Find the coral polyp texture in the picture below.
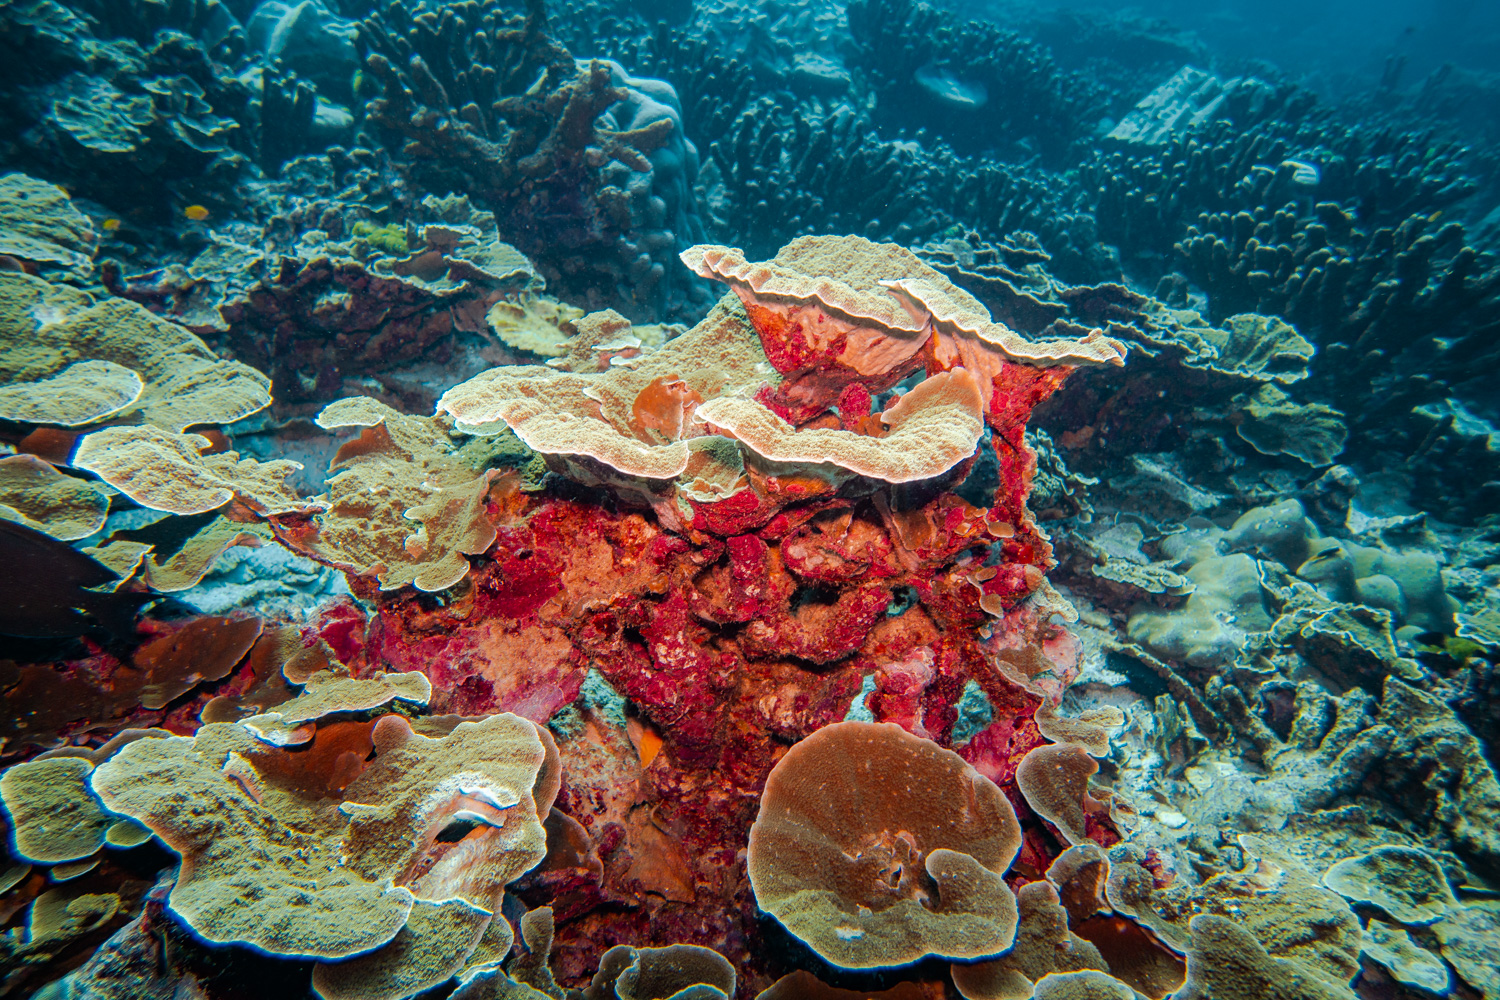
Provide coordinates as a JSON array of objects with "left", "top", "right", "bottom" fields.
[{"left": 4, "top": 0, "right": 1500, "bottom": 996}]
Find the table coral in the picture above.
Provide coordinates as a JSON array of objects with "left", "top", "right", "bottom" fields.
[
  {"left": 948, "top": 880, "right": 1107, "bottom": 999},
  {"left": 85, "top": 515, "right": 277, "bottom": 594},
  {"left": 0, "top": 758, "right": 114, "bottom": 866},
  {"left": 1321, "top": 845, "right": 1457, "bottom": 924},
  {"left": 0, "top": 173, "right": 97, "bottom": 277},
  {"left": 1360, "top": 920, "right": 1449, "bottom": 994},
  {"left": 1173, "top": 914, "right": 1355, "bottom": 1000},
  {"left": 437, "top": 295, "right": 771, "bottom": 506},
  {"left": 1430, "top": 902, "right": 1500, "bottom": 1000},
  {"left": 74, "top": 425, "right": 308, "bottom": 516},
  {"left": 83, "top": 695, "right": 555, "bottom": 998},
  {"left": 288, "top": 396, "right": 511, "bottom": 592},
  {"left": 1375, "top": 677, "right": 1500, "bottom": 879},
  {"left": 580, "top": 942, "right": 737, "bottom": 999},
  {"left": 746, "top": 721, "right": 1022, "bottom": 969},
  {"left": 0, "top": 454, "right": 110, "bottom": 541},
  {"left": 1015, "top": 743, "right": 1110, "bottom": 848},
  {"left": 0, "top": 360, "right": 143, "bottom": 429},
  {"left": 0, "top": 272, "right": 271, "bottom": 432},
  {"left": 1105, "top": 834, "right": 1361, "bottom": 992},
  {"left": 3, "top": 229, "right": 1124, "bottom": 993},
  {"left": 4, "top": 0, "right": 1499, "bottom": 990}
]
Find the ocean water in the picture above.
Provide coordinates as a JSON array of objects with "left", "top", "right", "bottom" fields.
[{"left": 0, "top": 0, "right": 1497, "bottom": 998}]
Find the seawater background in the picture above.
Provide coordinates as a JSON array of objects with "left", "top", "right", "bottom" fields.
[{"left": 970, "top": 0, "right": 1500, "bottom": 96}]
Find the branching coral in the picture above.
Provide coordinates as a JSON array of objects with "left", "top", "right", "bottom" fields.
[
  {"left": 355, "top": 0, "right": 703, "bottom": 317},
  {"left": 847, "top": 0, "right": 1106, "bottom": 163},
  {"left": 1080, "top": 92, "right": 1500, "bottom": 518}
]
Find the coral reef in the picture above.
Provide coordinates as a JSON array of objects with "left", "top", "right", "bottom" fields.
[{"left": 3, "top": 0, "right": 1500, "bottom": 997}]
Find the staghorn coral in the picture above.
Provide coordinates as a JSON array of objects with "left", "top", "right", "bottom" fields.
[
  {"left": 746, "top": 721, "right": 1022, "bottom": 969},
  {"left": 627, "top": 24, "right": 755, "bottom": 149},
  {"left": 6, "top": 4, "right": 1497, "bottom": 990},
  {"left": 706, "top": 102, "right": 939, "bottom": 260},
  {"left": 917, "top": 229, "right": 1352, "bottom": 486},
  {"left": 705, "top": 100, "right": 1113, "bottom": 281}
]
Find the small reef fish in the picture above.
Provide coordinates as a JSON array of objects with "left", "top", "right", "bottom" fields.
[
  {"left": 1281, "top": 158, "right": 1321, "bottom": 186},
  {"left": 0, "top": 521, "right": 151, "bottom": 638},
  {"left": 101, "top": 218, "right": 121, "bottom": 232},
  {"left": 184, "top": 204, "right": 211, "bottom": 221}
]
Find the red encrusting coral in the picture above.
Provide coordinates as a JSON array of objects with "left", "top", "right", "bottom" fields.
[{"left": 319, "top": 239, "right": 1134, "bottom": 989}]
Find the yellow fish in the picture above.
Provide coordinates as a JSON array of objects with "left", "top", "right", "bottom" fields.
[
  {"left": 101, "top": 218, "right": 121, "bottom": 232},
  {"left": 183, "top": 204, "right": 210, "bottom": 221}
]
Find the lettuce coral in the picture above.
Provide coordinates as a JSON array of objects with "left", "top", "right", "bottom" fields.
[
  {"left": 0, "top": 272, "right": 272, "bottom": 432},
  {"left": 287, "top": 396, "right": 510, "bottom": 592},
  {"left": 80, "top": 688, "right": 556, "bottom": 998}
]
